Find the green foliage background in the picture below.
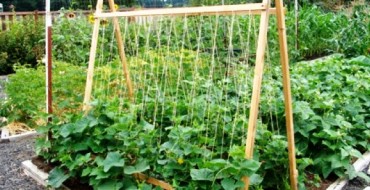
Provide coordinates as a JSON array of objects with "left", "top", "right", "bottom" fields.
[{"left": 0, "top": 1, "right": 369, "bottom": 189}]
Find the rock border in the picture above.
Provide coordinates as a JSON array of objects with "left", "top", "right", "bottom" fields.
[{"left": 327, "top": 152, "right": 370, "bottom": 190}]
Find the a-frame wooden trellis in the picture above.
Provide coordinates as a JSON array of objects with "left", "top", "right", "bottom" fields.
[{"left": 83, "top": 0, "right": 298, "bottom": 189}]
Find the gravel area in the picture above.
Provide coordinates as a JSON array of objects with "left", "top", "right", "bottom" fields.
[
  {"left": 0, "top": 138, "right": 45, "bottom": 190},
  {"left": 0, "top": 76, "right": 44, "bottom": 189}
]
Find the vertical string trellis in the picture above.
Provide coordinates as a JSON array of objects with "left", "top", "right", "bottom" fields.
[{"left": 83, "top": 1, "right": 298, "bottom": 190}]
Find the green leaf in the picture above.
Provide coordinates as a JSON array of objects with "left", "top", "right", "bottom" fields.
[
  {"left": 81, "top": 167, "right": 92, "bottom": 177},
  {"left": 237, "top": 159, "right": 260, "bottom": 177},
  {"left": 89, "top": 167, "right": 110, "bottom": 179},
  {"left": 74, "top": 118, "right": 90, "bottom": 133},
  {"left": 60, "top": 123, "right": 75, "bottom": 138},
  {"left": 97, "top": 180, "right": 123, "bottom": 190},
  {"left": 190, "top": 168, "right": 214, "bottom": 181},
  {"left": 249, "top": 174, "right": 263, "bottom": 185},
  {"left": 102, "top": 151, "right": 125, "bottom": 172},
  {"left": 322, "top": 164, "right": 333, "bottom": 178},
  {"left": 140, "top": 120, "right": 154, "bottom": 131},
  {"left": 221, "top": 178, "right": 244, "bottom": 190},
  {"left": 357, "top": 172, "right": 370, "bottom": 183},
  {"left": 124, "top": 159, "right": 150, "bottom": 175},
  {"left": 48, "top": 167, "right": 70, "bottom": 188}
]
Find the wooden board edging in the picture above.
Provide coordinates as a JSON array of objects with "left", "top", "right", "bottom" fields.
[
  {"left": 0, "top": 129, "right": 38, "bottom": 143},
  {"left": 327, "top": 152, "right": 370, "bottom": 190},
  {"left": 22, "top": 159, "right": 173, "bottom": 190}
]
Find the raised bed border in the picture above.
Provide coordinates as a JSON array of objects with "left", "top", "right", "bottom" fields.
[
  {"left": 22, "top": 159, "right": 173, "bottom": 190},
  {"left": 22, "top": 160, "right": 70, "bottom": 190},
  {"left": 327, "top": 152, "right": 370, "bottom": 190},
  {"left": 0, "top": 127, "right": 38, "bottom": 143}
]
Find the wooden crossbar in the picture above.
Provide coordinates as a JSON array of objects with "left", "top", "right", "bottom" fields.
[
  {"left": 94, "top": 3, "right": 274, "bottom": 18},
  {"left": 133, "top": 173, "right": 173, "bottom": 190}
]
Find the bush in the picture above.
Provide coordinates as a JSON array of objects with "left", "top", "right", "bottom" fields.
[
  {"left": 52, "top": 10, "right": 95, "bottom": 65},
  {"left": 0, "top": 62, "right": 86, "bottom": 127},
  {"left": 0, "top": 18, "right": 44, "bottom": 75}
]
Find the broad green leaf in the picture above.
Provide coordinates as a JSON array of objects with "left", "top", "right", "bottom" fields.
[
  {"left": 89, "top": 167, "right": 110, "bottom": 179},
  {"left": 102, "top": 151, "right": 125, "bottom": 172},
  {"left": 346, "top": 165, "right": 357, "bottom": 180},
  {"left": 74, "top": 118, "right": 90, "bottom": 133},
  {"left": 60, "top": 123, "right": 75, "bottom": 138},
  {"left": 124, "top": 160, "right": 150, "bottom": 174},
  {"left": 357, "top": 172, "right": 370, "bottom": 183},
  {"left": 249, "top": 174, "right": 263, "bottom": 185},
  {"left": 97, "top": 180, "right": 123, "bottom": 190},
  {"left": 48, "top": 167, "right": 70, "bottom": 188},
  {"left": 322, "top": 164, "right": 333, "bottom": 178},
  {"left": 81, "top": 167, "right": 92, "bottom": 177},
  {"left": 140, "top": 120, "right": 154, "bottom": 131},
  {"left": 89, "top": 118, "right": 99, "bottom": 127},
  {"left": 238, "top": 159, "right": 260, "bottom": 176},
  {"left": 190, "top": 168, "right": 214, "bottom": 181},
  {"left": 221, "top": 178, "right": 244, "bottom": 190}
]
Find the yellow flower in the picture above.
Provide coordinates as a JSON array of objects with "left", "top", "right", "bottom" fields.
[
  {"left": 177, "top": 158, "right": 184, "bottom": 165},
  {"left": 114, "top": 4, "right": 119, "bottom": 11},
  {"left": 88, "top": 14, "right": 95, "bottom": 24}
]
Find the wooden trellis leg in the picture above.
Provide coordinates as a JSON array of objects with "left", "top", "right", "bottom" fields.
[
  {"left": 83, "top": 0, "right": 103, "bottom": 111},
  {"left": 275, "top": 0, "right": 298, "bottom": 189},
  {"left": 243, "top": 0, "right": 270, "bottom": 189},
  {"left": 107, "top": 0, "right": 134, "bottom": 101}
]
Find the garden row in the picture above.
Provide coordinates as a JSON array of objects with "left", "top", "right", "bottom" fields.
[
  {"left": 0, "top": 4, "right": 369, "bottom": 75},
  {"left": 1, "top": 53, "right": 369, "bottom": 189},
  {"left": 0, "top": 4, "right": 369, "bottom": 190}
]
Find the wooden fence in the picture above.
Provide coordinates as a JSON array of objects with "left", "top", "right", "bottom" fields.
[
  {"left": 0, "top": 10, "right": 93, "bottom": 31},
  {"left": 0, "top": 8, "right": 151, "bottom": 31}
]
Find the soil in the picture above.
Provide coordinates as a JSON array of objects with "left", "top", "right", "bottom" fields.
[
  {"left": 0, "top": 138, "right": 44, "bottom": 190},
  {"left": 32, "top": 156, "right": 93, "bottom": 190}
]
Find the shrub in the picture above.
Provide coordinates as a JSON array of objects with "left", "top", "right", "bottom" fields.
[
  {"left": 0, "top": 62, "right": 86, "bottom": 127},
  {"left": 0, "top": 18, "right": 44, "bottom": 75},
  {"left": 52, "top": 10, "right": 94, "bottom": 65}
]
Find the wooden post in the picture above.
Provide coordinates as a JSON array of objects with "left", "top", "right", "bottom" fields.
[
  {"left": 83, "top": 0, "right": 104, "bottom": 111},
  {"left": 107, "top": 0, "right": 134, "bottom": 101},
  {"left": 34, "top": 10, "right": 39, "bottom": 23},
  {"left": 1, "top": 15, "right": 5, "bottom": 31},
  {"left": 243, "top": 0, "right": 270, "bottom": 189},
  {"left": 45, "top": 0, "right": 53, "bottom": 129},
  {"left": 8, "top": 14, "right": 13, "bottom": 23},
  {"left": 275, "top": 0, "right": 298, "bottom": 189}
]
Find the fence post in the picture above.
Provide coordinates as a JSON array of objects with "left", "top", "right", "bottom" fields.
[
  {"left": 1, "top": 15, "right": 6, "bottom": 31},
  {"left": 8, "top": 14, "right": 13, "bottom": 24},
  {"left": 34, "top": 10, "right": 39, "bottom": 22}
]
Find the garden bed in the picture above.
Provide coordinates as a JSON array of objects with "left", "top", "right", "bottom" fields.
[
  {"left": 25, "top": 156, "right": 175, "bottom": 190},
  {"left": 22, "top": 157, "right": 90, "bottom": 190},
  {"left": 22, "top": 153, "right": 370, "bottom": 190}
]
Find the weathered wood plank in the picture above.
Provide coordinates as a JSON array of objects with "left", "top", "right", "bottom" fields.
[{"left": 22, "top": 160, "right": 71, "bottom": 190}]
